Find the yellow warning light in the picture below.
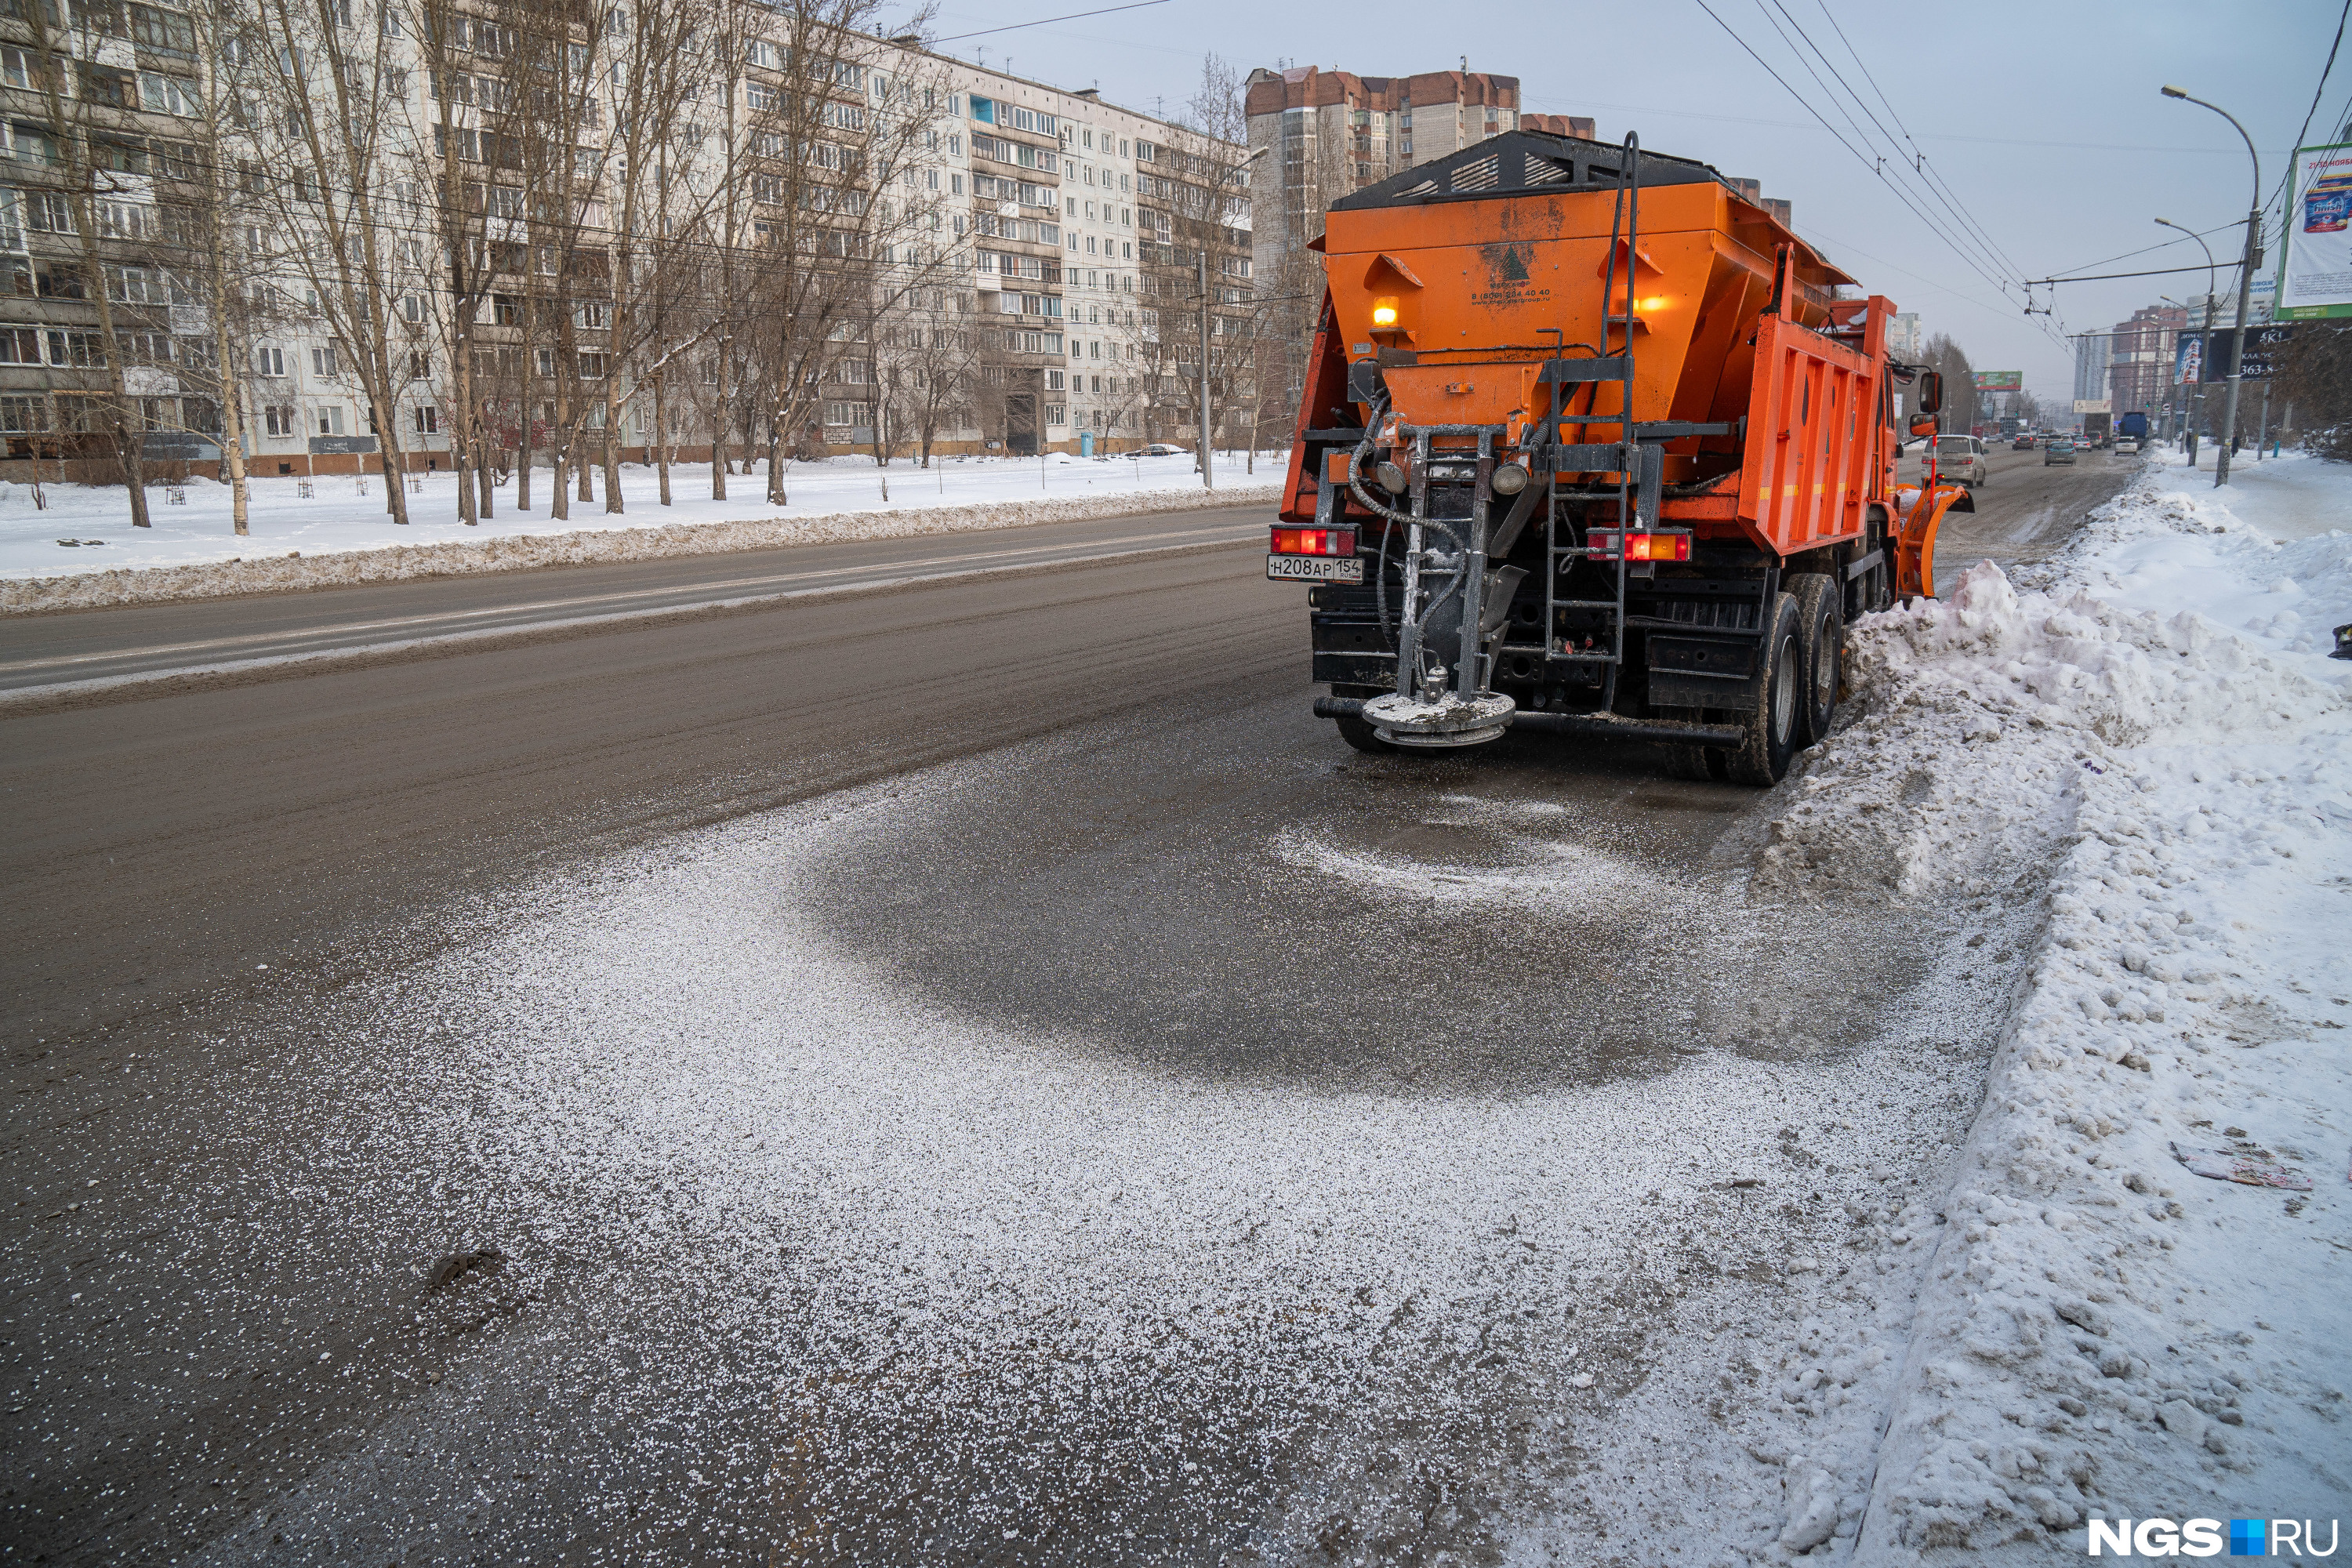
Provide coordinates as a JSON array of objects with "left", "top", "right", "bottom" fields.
[
  {"left": 1638, "top": 296, "right": 1669, "bottom": 313},
  {"left": 1370, "top": 297, "right": 1399, "bottom": 326}
]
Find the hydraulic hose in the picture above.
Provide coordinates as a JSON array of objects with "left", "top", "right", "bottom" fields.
[{"left": 1343, "top": 393, "right": 1464, "bottom": 672}]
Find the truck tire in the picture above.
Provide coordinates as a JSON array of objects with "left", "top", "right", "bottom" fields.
[
  {"left": 1788, "top": 572, "right": 1842, "bottom": 746},
  {"left": 1725, "top": 593, "right": 1802, "bottom": 786},
  {"left": 1334, "top": 713, "right": 1396, "bottom": 754},
  {"left": 1653, "top": 706, "right": 1724, "bottom": 782}
]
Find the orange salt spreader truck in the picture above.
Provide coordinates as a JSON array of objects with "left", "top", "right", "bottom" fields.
[{"left": 1272, "top": 131, "right": 1968, "bottom": 783}]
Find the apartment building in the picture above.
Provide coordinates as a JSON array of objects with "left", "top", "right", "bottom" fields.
[
  {"left": 0, "top": 0, "right": 242, "bottom": 478},
  {"left": 0, "top": 3, "right": 1252, "bottom": 489},
  {"left": 1243, "top": 64, "right": 1520, "bottom": 274},
  {"left": 2106, "top": 302, "right": 2187, "bottom": 422}
]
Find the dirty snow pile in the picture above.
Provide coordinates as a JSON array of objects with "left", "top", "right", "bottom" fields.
[
  {"left": 0, "top": 455, "right": 1283, "bottom": 612},
  {"left": 1771, "top": 452, "right": 2352, "bottom": 1560}
]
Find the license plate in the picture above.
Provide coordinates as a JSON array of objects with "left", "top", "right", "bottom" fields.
[{"left": 1267, "top": 554, "right": 1363, "bottom": 583}]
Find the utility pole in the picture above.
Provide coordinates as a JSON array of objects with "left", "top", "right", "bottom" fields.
[{"left": 2161, "top": 85, "right": 2260, "bottom": 486}]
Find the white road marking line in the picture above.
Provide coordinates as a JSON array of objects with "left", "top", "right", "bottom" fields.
[
  {"left": 0, "top": 523, "right": 1260, "bottom": 677},
  {"left": 0, "top": 534, "right": 1265, "bottom": 705}
]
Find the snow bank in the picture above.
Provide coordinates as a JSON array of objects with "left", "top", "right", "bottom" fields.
[
  {"left": 0, "top": 477, "right": 1282, "bottom": 614},
  {"left": 1762, "top": 459, "right": 2352, "bottom": 1558}
]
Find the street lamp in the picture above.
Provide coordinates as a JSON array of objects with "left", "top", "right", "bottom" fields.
[
  {"left": 2156, "top": 218, "right": 2217, "bottom": 464},
  {"left": 2161, "top": 85, "right": 2261, "bottom": 486},
  {"left": 1199, "top": 143, "right": 1270, "bottom": 491}
]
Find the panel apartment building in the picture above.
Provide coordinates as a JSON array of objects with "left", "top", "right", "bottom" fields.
[
  {"left": 0, "top": 1, "right": 1254, "bottom": 488},
  {"left": 1243, "top": 64, "right": 1523, "bottom": 282}
]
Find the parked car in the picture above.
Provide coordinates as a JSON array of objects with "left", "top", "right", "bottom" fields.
[
  {"left": 2044, "top": 438, "right": 2077, "bottom": 466},
  {"left": 1933, "top": 433, "right": 1987, "bottom": 485},
  {"left": 1140, "top": 442, "right": 1189, "bottom": 457},
  {"left": 2114, "top": 437, "right": 2140, "bottom": 456}
]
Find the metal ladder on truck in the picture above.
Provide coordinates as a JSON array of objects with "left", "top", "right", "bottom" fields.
[{"left": 1538, "top": 132, "right": 1661, "bottom": 717}]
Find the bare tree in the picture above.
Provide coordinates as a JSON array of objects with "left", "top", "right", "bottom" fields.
[
  {"left": 21, "top": 1, "right": 156, "bottom": 525},
  {"left": 1136, "top": 55, "right": 1256, "bottom": 463},
  {"left": 238, "top": 0, "right": 423, "bottom": 522},
  {"left": 727, "top": 0, "right": 953, "bottom": 503}
]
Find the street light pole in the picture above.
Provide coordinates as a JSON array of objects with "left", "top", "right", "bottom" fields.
[
  {"left": 2156, "top": 220, "right": 2216, "bottom": 466},
  {"left": 2161, "top": 86, "right": 2261, "bottom": 486}
]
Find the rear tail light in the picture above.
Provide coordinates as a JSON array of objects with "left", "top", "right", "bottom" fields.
[
  {"left": 1270, "top": 527, "right": 1356, "bottom": 557},
  {"left": 1586, "top": 531, "right": 1692, "bottom": 561}
]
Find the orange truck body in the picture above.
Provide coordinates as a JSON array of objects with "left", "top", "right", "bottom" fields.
[
  {"left": 1275, "top": 132, "right": 1964, "bottom": 779},
  {"left": 1282, "top": 141, "right": 1920, "bottom": 558}
]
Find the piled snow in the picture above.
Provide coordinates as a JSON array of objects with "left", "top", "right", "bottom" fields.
[
  {"left": 0, "top": 454, "right": 1284, "bottom": 612},
  {"left": 1752, "top": 452, "right": 2352, "bottom": 1559}
]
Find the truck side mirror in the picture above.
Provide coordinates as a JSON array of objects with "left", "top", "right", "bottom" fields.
[
  {"left": 1917, "top": 370, "right": 1943, "bottom": 415},
  {"left": 1908, "top": 416, "right": 1938, "bottom": 438}
]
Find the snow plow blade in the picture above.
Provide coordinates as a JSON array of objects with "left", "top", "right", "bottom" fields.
[{"left": 1891, "top": 481, "right": 1972, "bottom": 603}]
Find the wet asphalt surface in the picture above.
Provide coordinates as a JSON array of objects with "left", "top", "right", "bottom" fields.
[{"left": 2, "top": 460, "right": 2132, "bottom": 1563}]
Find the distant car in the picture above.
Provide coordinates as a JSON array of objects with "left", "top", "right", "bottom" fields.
[
  {"left": 1932, "top": 433, "right": 1987, "bottom": 485},
  {"left": 2012, "top": 435, "right": 2034, "bottom": 451},
  {"left": 2044, "top": 438, "right": 2076, "bottom": 465},
  {"left": 1140, "top": 442, "right": 1188, "bottom": 457},
  {"left": 2114, "top": 437, "right": 2140, "bottom": 456}
]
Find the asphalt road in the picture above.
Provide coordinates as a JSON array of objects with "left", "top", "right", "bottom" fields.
[
  {"left": 1920, "top": 439, "right": 2136, "bottom": 587},
  {"left": 2, "top": 463, "right": 2136, "bottom": 1564},
  {"left": 0, "top": 506, "right": 1269, "bottom": 695}
]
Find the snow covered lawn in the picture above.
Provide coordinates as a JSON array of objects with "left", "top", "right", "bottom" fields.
[
  {"left": 1756, "top": 448, "right": 2352, "bottom": 1560},
  {"left": 0, "top": 452, "right": 1287, "bottom": 612}
]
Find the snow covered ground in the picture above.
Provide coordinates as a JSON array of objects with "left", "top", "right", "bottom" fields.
[
  {"left": 0, "top": 452, "right": 1287, "bottom": 611},
  {"left": 1740, "top": 448, "right": 2352, "bottom": 1562},
  {"left": 136, "top": 446, "right": 2350, "bottom": 1563}
]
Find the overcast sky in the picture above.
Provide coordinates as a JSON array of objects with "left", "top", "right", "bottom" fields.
[{"left": 916, "top": 0, "right": 2343, "bottom": 405}]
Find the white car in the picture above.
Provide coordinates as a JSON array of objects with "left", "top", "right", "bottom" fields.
[
  {"left": 2114, "top": 437, "right": 2140, "bottom": 456},
  {"left": 1140, "top": 442, "right": 1189, "bottom": 457},
  {"left": 1931, "top": 433, "right": 1987, "bottom": 486}
]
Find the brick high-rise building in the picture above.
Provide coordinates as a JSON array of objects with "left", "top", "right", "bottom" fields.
[
  {"left": 1243, "top": 65, "right": 1521, "bottom": 270},
  {"left": 2105, "top": 303, "right": 2187, "bottom": 426}
]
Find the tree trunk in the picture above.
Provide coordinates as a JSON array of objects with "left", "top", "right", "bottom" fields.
[
  {"left": 711, "top": 348, "right": 728, "bottom": 499},
  {"left": 550, "top": 387, "right": 571, "bottom": 521},
  {"left": 655, "top": 371, "right": 671, "bottom": 506},
  {"left": 477, "top": 416, "right": 495, "bottom": 519},
  {"left": 601, "top": 379, "right": 622, "bottom": 513},
  {"left": 208, "top": 280, "right": 249, "bottom": 537},
  {"left": 454, "top": 363, "right": 479, "bottom": 527}
]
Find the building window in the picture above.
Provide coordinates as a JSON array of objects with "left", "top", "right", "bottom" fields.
[
  {"left": 414, "top": 405, "right": 438, "bottom": 434},
  {"left": 311, "top": 344, "right": 339, "bottom": 377},
  {"left": 314, "top": 405, "right": 346, "bottom": 436},
  {"left": 256, "top": 345, "right": 286, "bottom": 376}
]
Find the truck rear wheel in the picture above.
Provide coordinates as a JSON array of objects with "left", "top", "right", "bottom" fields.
[
  {"left": 1788, "top": 573, "right": 1842, "bottom": 746},
  {"left": 1725, "top": 593, "right": 1802, "bottom": 786},
  {"left": 1654, "top": 707, "right": 1725, "bottom": 782}
]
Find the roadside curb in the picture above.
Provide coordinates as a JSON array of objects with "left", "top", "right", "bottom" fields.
[{"left": 1, "top": 482, "right": 1286, "bottom": 615}]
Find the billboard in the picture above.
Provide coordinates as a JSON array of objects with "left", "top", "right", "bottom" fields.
[
  {"left": 2278, "top": 142, "right": 2352, "bottom": 319},
  {"left": 2072, "top": 398, "right": 2112, "bottom": 414},
  {"left": 1972, "top": 371, "right": 2023, "bottom": 393},
  {"left": 2176, "top": 325, "right": 2299, "bottom": 381}
]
